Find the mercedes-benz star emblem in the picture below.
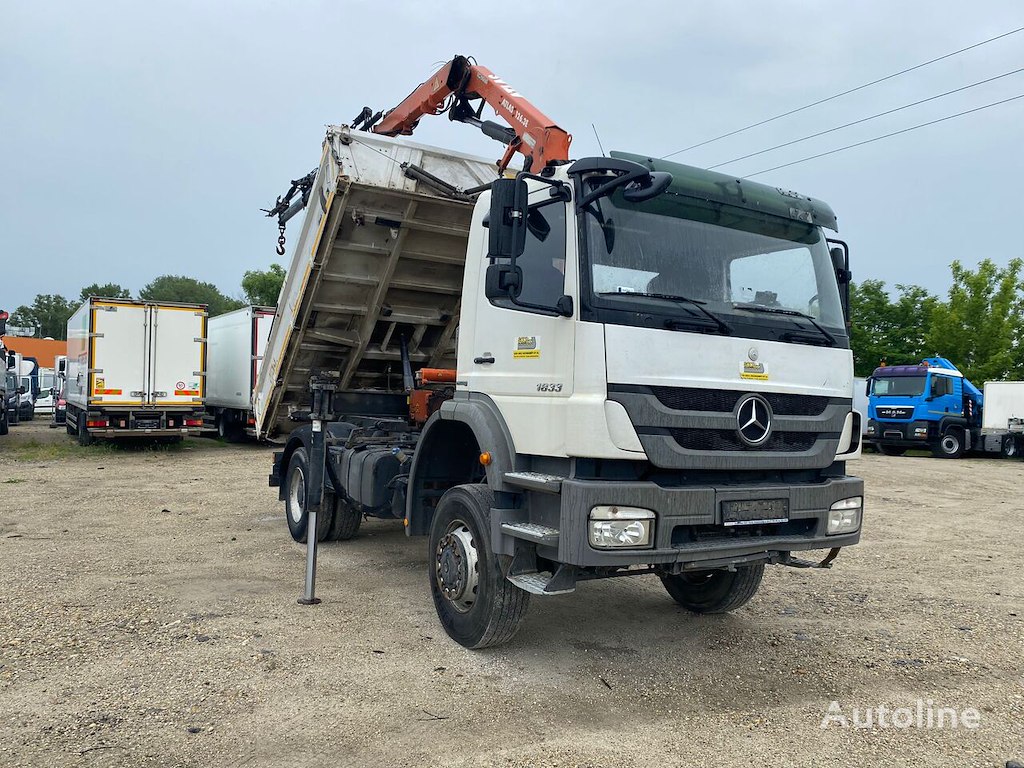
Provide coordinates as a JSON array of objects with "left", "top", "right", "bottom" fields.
[
  {"left": 748, "top": 347, "right": 759, "bottom": 361},
  {"left": 736, "top": 394, "right": 772, "bottom": 446}
]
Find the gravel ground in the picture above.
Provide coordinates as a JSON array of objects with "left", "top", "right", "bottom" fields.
[{"left": 0, "top": 421, "right": 1022, "bottom": 767}]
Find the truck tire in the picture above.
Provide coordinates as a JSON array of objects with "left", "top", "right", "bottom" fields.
[
  {"left": 0, "top": 413, "right": 7, "bottom": 436},
  {"left": 77, "top": 415, "right": 93, "bottom": 447},
  {"left": 1001, "top": 435, "right": 1020, "bottom": 459},
  {"left": 326, "top": 496, "right": 362, "bottom": 541},
  {"left": 933, "top": 428, "right": 965, "bottom": 459},
  {"left": 660, "top": 563, "right": 765, "bottom": 614},
  {"left": 877, "top": 445, "right": 905, "bottom": 456},
  {"left": 428, "top": 484, "right": 530, "bottom": 649},
  {"left": 283, "top": 447, "right": 333, "bottom": 543},
  {"left": 217, "top": 412, "right": 243, "bottom": 443}
]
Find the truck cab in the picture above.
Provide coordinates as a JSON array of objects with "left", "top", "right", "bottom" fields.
[{"left": 867, "top": 357, "right": 982, "bottom": 458}]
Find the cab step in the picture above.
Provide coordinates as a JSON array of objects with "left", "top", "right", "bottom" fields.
[
  {"left": 507, "top": 567, "right": 576, "bottom": 596},
  {"left": 503, "top": 471, "right": 563, "bottom": 494},
  {"left": 500, "top": 521, "right": 560, "bottom": 546}
]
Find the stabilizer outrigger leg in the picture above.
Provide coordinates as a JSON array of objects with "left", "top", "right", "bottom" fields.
[{"left": 297, "top": 373, "right": 340, "bottom": 606}]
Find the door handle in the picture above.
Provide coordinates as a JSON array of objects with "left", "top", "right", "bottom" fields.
[{"left": 474, "top": 356, "right": 495, "bottom": 365}]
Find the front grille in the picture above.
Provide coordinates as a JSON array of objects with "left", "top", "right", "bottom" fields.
[
  {"left": 649, "top": 386, "right": 830, "bottom": 416},
  {"left": 669, "top": 428, "right": 818, "bottom": 452}
]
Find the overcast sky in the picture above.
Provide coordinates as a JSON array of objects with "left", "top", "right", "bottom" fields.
[{"left": 3, "top": 0, "right": 1022, "bottom": 311}]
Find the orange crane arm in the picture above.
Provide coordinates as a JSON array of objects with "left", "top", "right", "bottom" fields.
[{"left": 363, "top": 55, "right": 572, "bottom": 174}]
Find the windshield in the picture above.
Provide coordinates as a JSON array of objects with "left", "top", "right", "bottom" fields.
[
  {"left": 871, "top": 376, "right": 926, "bottom": 397},
  {"left": 581, "top": 189, "right": 846, "bottom": 340}
]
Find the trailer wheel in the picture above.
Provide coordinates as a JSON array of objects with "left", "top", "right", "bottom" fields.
[
  {"left": 326, "top": 497, "right": 362, "bottom": 541},
  {"left": 933, "top": 428, "right": 964, "bottom": 459},
  {"left": 877, "top": 445, "right": 906, "bottom": 456},
  {"left": 1001, "top": 435, "right": 1020, "bottom": 459},
  {"left": 0, "top": 413, "right": 7, "bottom": 436},
  {"left": 660, "top": 563, "right": 765, "bottom": 614},
  {"left": 283, "top": 447, "right": 333, "bottom": 543},
  {"left": 428, "top": 484, "right": 530, "bottom": 649}
]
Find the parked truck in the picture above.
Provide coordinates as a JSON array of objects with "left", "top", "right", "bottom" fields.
[
  {"left": 66, "top": 298, "right": 207, "bottom": 444},
  {"left": 979, "top": 381, "right": 1024, "bottom": 458},
  {"left": 866, "top": 357, "right": 983, "bottom": 458},
  {"left": 206, "top": 305, "right": 275, "bottom": 441},
  {"left": 257, "top": 56, "right": 864, "bottom": 649}
]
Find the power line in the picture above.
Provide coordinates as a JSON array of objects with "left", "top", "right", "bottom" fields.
[
  {"left": 661, "top": 25, "right": 1024, "bottom": 159},
  {"left": 740, "top": 92, "right": 1024, "bottom": 177},
  {"left": 709, "top": 66, "right": 1024, "bottom": 169}
]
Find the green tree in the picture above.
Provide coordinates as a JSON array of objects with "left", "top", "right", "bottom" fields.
[
  {"left": 8, "top": 294, "right": 76, "bottom": 339},
  {"left": 79, "top": 283, "right": 131, "bottom": 302},
  {"left": 925, "top": 258, "right": 1024, "bottom": 383},
  {"left": 241, "top": 263, "right": 285, "bottom": 307},
  {"left": 849, "top": 280, "right": 937, "bottom": 377},
  {"left": 138, "top": 275, "right": 243, "bottom": 317}
]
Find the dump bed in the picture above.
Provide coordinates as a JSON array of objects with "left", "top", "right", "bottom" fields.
[{"left": 254, "top": 127, "right": 498, "bottom": 439}]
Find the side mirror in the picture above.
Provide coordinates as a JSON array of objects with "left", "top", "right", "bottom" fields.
[
  {"left": 831, "top": 246, "right": 851, "bottom": 284},
  {"left": 488, "top": 178, "right": 528, "bottom": 260},
  {"left": 622, "top": 171, "right": 673, "bottom": 203},
  {"left": 485, "top": 262, "right": 523, "bottom": 300}
]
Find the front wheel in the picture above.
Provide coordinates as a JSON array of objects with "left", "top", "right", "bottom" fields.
[
  {"left": 877, "top": 444, "right": 906, "bottom": 456},
  {"left": 933, "top": 428, "right": 965, "bottom": 459},
  {"left": 660, "top": 563, "right": 765, "bottom": 613},
  {"left": 283, "top": 447, "right": 333, "bottom": 543},
  {"left": 428, "top": 484, "right": 530, "bottom": 649}
]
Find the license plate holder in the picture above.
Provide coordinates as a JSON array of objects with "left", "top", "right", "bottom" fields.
[{"left": 721, "top": 498, "right": 789, "bottom": 526}]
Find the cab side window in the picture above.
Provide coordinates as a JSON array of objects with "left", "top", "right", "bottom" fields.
[{"left": 491, "top": 203, "right": 566, "bottom": 312}]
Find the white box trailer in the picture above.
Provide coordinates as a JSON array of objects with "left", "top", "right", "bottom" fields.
[
  {"left": 205, "top": 305, "right": 275, "bottom": 440},
  {"left": 65, "top": 297, "right": 207, "bottom": 443},
  {"left": 980, "top": 380, "right": 1024, "bottom": 458}
]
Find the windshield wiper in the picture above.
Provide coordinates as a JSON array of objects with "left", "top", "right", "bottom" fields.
[
  {"left": 732, "top": 303, "right": 836, "bottom": 346},
  {"left": 598, "top": 291, "right": 732, "bottom": 335}
]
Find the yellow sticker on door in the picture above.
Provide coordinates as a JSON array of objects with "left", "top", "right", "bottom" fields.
[
  {"left": 92, "top": 377, "right": 123, "bottom": 395},
  {"left": 513, "top": 336, "right": 540, "bottom": 359}
]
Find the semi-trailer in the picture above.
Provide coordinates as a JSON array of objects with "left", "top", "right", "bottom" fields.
[
  {"left": 205, "top": 305, "right": 275, "bottom": 441},
  {"left": 65, "top": 298, "right": 207, "bottom": 444}
]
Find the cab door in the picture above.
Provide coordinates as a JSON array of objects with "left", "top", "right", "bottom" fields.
[
  {"left": 464, "top": 189, "right": 576, "bottom": 456},
  {"left": 927, "top": 373, "right": 961, "bottom": 417}
]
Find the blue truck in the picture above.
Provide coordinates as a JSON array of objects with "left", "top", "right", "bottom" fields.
[{"left": 866, "top": 357, "right": 983, "bottom": 458}]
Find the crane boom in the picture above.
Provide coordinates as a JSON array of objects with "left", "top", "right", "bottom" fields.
[{"left": 368, "top": 55, "right": 572, "bottom": 174}]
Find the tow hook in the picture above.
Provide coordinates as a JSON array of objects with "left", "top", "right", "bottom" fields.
[{"left": 783, "top": 547, "right": 842, "bottom": 569}]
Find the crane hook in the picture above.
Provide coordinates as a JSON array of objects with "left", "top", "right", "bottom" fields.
[{"left": 276, "top": 223, "right": 287, "bottom": 256}]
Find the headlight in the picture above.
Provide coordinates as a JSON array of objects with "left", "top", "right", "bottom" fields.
[
  {"left": 589, "top": 506, "right": 655, "bottom": 549},
  {"left": 827, "top": 496, "right": 862, "bottom": 535}
]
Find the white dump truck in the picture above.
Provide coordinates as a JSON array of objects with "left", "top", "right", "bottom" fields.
[
  {"left": 65, "top": 298, "right": 207, "bottom": 444},
  {"left": 255, "top": 54, "right": 862, "bottom": 648},
  {"left": 981, "top": 380, "right": 1024, "bottom": 458},
  {"left": 205, "top": 305, "right": 275, "bottom": 440}
]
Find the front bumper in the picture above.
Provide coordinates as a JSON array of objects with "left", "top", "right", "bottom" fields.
[
  {"left": 534, "top": 475, "right": 863, "bottom": 569},
  {"left": 868, "top": 419, "right": 931, "bottom": 447}
]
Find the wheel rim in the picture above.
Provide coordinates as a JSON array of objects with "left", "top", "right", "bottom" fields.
[
  {"left": 288, "top": 465, "right": 305, "bottom": 524},
  {"left": 1006, "top": 440, "right": 1017, "bottom": 456},
  {"left": 218, "top": 417, "right": 226, "bottom": 438},
  {"left": 942, "top": 434, "right": 960, "bottom": 453},
  {"left": 435, "top": 518, "right": 479, "bottom": 613}
]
